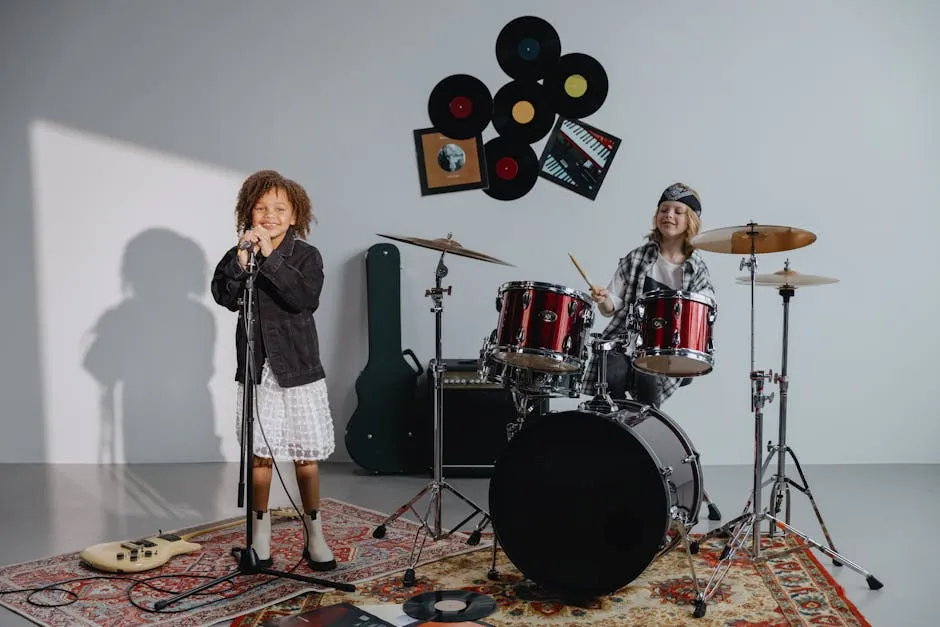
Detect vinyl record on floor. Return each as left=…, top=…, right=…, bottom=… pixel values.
left=495, top=15, right=561, bottom=81
left=482, top=136, right=539, bottom=201
left=428, top=74, right=494, bottom=139
left=491, top=80, right=555, bottom=144
left=543, top=53, right=609, bottom=119
left=403, top=590, right=498, bottom=623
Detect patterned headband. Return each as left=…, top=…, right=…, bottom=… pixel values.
left=659, top=183, right=701, bottom=216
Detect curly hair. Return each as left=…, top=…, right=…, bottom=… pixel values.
left=233, top=170, right=316, bottom=239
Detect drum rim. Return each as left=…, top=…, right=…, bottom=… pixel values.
left=638, top=288, right=716, bottom=309
left=610, top=399, right=705, bottom=527
left=489, top=346, right=583, bottom=372
left=632, top=348, right=714, bottom=377
left=499, top=280, right=592, bottom=303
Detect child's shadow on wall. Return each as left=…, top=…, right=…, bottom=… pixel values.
left=83, top=228, right=221, bottom=463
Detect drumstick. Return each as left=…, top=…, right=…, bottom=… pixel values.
left=568, top=253, right=595, bottom=290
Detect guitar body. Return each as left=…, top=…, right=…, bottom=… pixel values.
left=80, top=533, right=203, bottom=573
left=79, top=507, right=296, bottom=573
left=346, top=243, right=424, bottom=474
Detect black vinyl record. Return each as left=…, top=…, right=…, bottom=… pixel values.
left=543, top=53, right=609, bottom=119
left=482, top=136, right=539, bottom=201
left=402, top=590, right=497, bottom=623
left=492, top=80, right=555, bottom=144
left=495, top=16, right=561, bottom=81
left=428, top=74, right=494, bottom=140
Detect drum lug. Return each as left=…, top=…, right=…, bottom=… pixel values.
left=672, top=330, right=680, bottom=347
left=495, top=295, right=502, bottom=312
left=516, top=327, right=525, bottom=344
left=707, top=337, right=715, bottom=354
left=522, top=291, right=530, bottom=308
left=682, top=452, right=699, bottom=464
left=674, top=301, right=682, bottom=318
left=660, top=466, right=674, bottom=478
left=568, top=300, right=578, bottom=317
left=563, top=335, right=572, bottom=352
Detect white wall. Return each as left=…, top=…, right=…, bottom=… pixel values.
left=1, top=0, right=938, bottom=464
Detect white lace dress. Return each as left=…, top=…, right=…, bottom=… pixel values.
left=235, top=360, right=336, bottom=462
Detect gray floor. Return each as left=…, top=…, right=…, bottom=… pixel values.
left=0, top=461, right=934, bottom=626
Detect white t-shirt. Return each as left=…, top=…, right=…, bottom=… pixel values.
left=649, top=254, right=683, bottom=291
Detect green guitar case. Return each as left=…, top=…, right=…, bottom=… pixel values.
left=345, top=243, right=425, bottom=474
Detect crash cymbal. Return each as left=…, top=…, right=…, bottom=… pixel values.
left=691, top=223, right=817, bottom=254
left=377, top=233, right=513, bottom=266
left=735, top=265, right=839, bottom=288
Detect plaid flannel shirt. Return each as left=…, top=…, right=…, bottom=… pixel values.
left=582, top=239, right=716, bottom=407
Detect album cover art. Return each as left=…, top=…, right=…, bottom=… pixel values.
left=414, top=127, right=489, bottom=196
left=537, top=117, right=621, bottom=200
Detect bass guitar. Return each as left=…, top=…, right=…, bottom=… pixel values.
left=79, top=506, right=297, bottom=573
left=346, top=243, right=424, bottom=474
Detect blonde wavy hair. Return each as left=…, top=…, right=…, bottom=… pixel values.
left=647, top=183, right=702, bottom=256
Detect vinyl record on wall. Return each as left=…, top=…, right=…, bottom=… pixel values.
left=495, top=16, right=561, bottom=81
left=543, top=53, right=608, bottom=119
left=482, top=136, right=539, bottom=201
left=491, top=80, right=556, bottom=144
left=427, top=74, right=494, bottom=139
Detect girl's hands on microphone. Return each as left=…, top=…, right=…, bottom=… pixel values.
left=237, top=226, right=273, bottom=268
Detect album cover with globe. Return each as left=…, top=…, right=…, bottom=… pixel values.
left=538, top=117, right=621, bottom=201
left=413, top=127, right=489, bottom=196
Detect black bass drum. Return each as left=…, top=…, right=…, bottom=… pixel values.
left=488, top=401, right=703, bottom=598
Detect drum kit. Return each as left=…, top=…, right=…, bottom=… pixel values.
left=370, top=221, right=882, bottom=618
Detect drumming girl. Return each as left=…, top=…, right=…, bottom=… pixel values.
left=585, top=182, right=717, bottom=409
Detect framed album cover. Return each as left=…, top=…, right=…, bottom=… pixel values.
left=537, top=117, right=621, bottom=201
left=413, top=127, right=489, bottom=196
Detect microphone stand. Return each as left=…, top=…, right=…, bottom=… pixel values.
left=154, top=246, right=353, bottom=611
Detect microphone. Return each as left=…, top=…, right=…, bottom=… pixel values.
left=238, top=239, right=254, bottom=251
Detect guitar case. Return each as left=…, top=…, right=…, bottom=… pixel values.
left=345, top=243, right=425, bottom=474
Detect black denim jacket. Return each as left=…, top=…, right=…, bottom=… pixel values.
left=211, top=229, right=326, bottom=388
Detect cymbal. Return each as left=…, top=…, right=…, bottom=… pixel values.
left=377, top=233, right=513, bottom=266
left=735, top=266, right=839, bottom=288
left=691, top=223, right=817, bottom=254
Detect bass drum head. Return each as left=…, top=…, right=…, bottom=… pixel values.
left=489, top=410, right=670, bottom=598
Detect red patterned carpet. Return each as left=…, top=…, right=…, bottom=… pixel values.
left=0, top=498, right=486, bottom=626
left=232, top=534, right=872, bottom=627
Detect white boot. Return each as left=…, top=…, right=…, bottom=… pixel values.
left=252, top=510, right=273, bottom=566
left=302, top=510, right=336, bottom=571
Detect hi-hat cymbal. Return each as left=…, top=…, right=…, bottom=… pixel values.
left=735, top=266, right=839, bottom=288
left=377, top=233, right=513, bottom=266
left=691, top=223, right=817, bottom=254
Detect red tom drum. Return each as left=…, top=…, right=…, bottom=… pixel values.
left=488, top=281, right=594, bottom=373
left=633, top=290, right=716, bottom=377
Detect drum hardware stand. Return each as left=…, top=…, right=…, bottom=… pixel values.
left=155, top=248, right=352, bottom=611
left=691, top=243, right=883, bottom=619
left=370, top=246, right=491, bottom=587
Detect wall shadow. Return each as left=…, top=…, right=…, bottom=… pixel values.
left=82, top=228, right=221, bottom=463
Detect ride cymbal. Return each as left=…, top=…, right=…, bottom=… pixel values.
left=377, top=233, right=513, bottom=266
left=735, top=265, right=839, bottom=288
left=691, top=223, right=817, bottom=254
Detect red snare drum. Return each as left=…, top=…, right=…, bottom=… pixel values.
left=633, top=290, right=716, bottom=377
left=489, top=281, right=595, bottom=373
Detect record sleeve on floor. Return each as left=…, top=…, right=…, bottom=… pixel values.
left=537, top=117, right=621, bottom=201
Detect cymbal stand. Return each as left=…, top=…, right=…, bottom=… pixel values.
left=691, top=235, right=882, bottom=619
left=371, top=248, right=491, bottom=587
